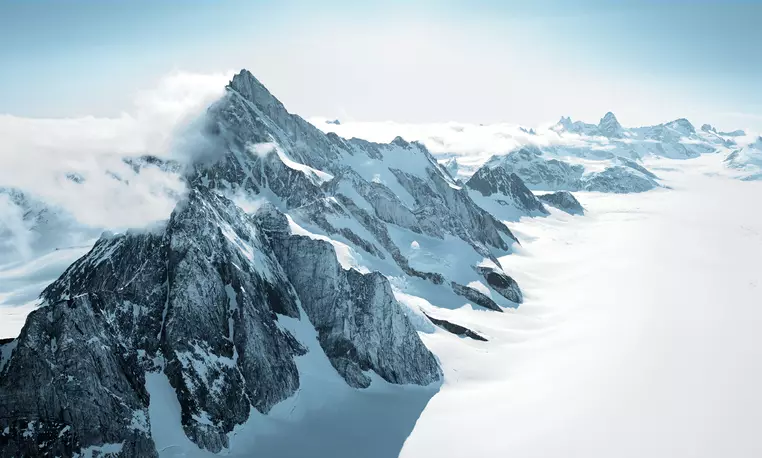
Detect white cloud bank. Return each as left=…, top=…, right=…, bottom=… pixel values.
left=0, top=72, right=231, bottom=222
left=0, top=71, right=232, bottom=264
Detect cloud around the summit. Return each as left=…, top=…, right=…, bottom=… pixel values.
left=0, top=71, right=233, bottom=233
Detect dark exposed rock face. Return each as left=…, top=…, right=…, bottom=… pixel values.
left=466, top=166, right=548, bottom=215
left=450, top=282, right=502, bottom=312
left=255, top=204, right=441, bottom=389
left=537, top=191, right=585, bottom=215
left=424, top=313, right=487, bottom=342
left=0, top=189, right=440, bottom=456
left=0, top=294, right=159, bottom=458
left=476, top=266, right=523, bottom=304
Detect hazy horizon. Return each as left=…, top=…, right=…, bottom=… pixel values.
left=2, top=0, right=762, bottom=131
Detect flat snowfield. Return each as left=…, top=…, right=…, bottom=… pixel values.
left=402, top=155, right=762, bottom=458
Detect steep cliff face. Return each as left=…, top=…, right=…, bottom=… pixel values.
left=254, top=203, right=441, bottom=389
left=0, top=189, right=440, bottom=456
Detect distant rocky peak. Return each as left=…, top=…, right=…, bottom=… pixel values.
left=600, top=111, right=619, bottom=124
left=390, top=136, right=410, bottom=148
left=554, top=116, right=574, bottom=130
left=701, top=123, right=717, bottom=133
left=598, top=111, right=624, bottom=137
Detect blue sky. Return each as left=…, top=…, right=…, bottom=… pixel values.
left=1, top=0, right=761, bottom=130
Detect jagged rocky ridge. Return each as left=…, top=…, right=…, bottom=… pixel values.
left=191, top=69, right=522, bottom=300
left=1, top=69, right=533, bottom=456
left=551, top=112, right=717, bottom=160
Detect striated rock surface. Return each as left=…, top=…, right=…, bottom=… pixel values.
left=254, top=204, right=441, bottom=389
left=0, top=188, right=440, bottom=456
left=466, top=166, right=548, bottom=216
left=537, top=191, right=584, bottom=215
left=423, top=313, right=487, bottom=342
left=475, top=266, right=523, bottom=304
left=451, top=281, right=502, bottom=312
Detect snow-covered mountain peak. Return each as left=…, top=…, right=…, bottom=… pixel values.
left=598, top=111, right=624, bottom=138
left=665, top=118, right=696, bottom=135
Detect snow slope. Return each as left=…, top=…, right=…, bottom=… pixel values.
left=400, top=154, right=762, bottom=458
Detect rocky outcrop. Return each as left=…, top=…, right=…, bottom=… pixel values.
left=451, top=282, right=502, bottom=312
left=475, top=266, right=523, bottom=304
left=537, top=191, right=585, bottom=215
left=466, top=166, right=548, bottom=215
left=423, top=313, right=487, bottom=342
